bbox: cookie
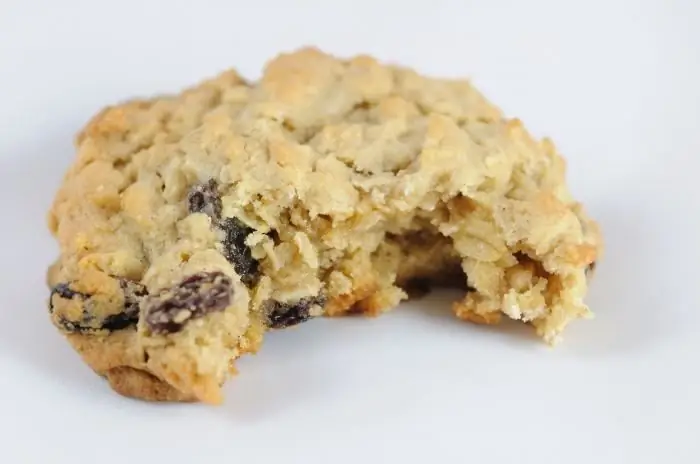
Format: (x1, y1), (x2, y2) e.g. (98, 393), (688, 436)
(46, 47), (602, 404)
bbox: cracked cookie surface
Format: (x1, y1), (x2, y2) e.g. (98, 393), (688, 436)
(47, 47), (602, 403)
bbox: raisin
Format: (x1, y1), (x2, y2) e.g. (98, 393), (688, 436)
(120, 277), (149, 302)
(48, 278), (148, 333)
(187, 180), (262, 286)
(99, 312), (137, 332)
(221, 217), (259, 286)
(49, 283), (89, 307)
(188, 179), (222, 220)
(49, 283), (92, 332)
(101, 279), (149, 331)
(266, 295), (326, 329)
(586, 261), (597, 276)
(144, 271), (234, 334)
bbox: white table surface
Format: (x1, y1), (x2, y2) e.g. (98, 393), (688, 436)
(1, 1), (698, 462)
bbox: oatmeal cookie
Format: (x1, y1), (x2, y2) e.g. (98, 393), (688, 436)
(46, 47), (601, 404)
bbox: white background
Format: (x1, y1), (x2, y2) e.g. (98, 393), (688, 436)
(1, 1), (698, 462)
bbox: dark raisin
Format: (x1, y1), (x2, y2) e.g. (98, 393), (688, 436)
(48, 279), (148, 333)
(186, 180), (262, 286)
(144, 271), (234, 334)
(100, 279), (149, 331)
(49, 283), (89, 312)
(266, 295), (326, 329)
(49, 283), (93, 332)
(221, 217), (259, 286)
(586, 261), (597, 276)
(120, 277), (149, 302)
(99, 312), (138, 332)
(188, 179), (222, 220)
(268, 229), (281, 245)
